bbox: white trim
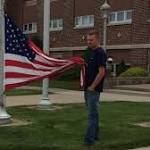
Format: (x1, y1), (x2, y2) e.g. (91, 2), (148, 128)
(74, 25), (94, 29)
(50, 44), (150, 52)
(107, 21), (132, 26)
(107, 44), (150, 49)
(50, 27), (63, 31)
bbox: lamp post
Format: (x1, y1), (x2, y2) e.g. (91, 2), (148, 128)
(100, 0), (111, 52)
(101, 0), (112, 88)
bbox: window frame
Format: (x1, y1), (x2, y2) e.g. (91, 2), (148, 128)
(108, 10), (133, 25)
(74, 15), (94, 29)
(23, 22), (37, 34)
(50, 19), (63, 31)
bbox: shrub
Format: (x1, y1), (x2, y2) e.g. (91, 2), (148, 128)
(57, 66), (81, 81)
(120, 67), (149, 77)
(31, 36), (43, 49)
(116, 60), (130, 76)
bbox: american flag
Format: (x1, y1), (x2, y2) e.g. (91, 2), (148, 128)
(5, 14), (83, 90)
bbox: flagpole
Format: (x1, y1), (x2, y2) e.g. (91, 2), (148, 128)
(39, 0), (51, 107)
(0, 0), (11, 124)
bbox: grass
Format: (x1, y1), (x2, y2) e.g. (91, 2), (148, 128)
(29, 80), (80, 90)
(6, 89), (42, 96)
(5, 80), (80, 96)
(0, 102), (150, 150)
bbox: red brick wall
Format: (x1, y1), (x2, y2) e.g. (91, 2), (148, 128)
(132, 0), (150, 44)
(51, 0), (64, 19)
(130, 49), (148, 68)
(108, 49), (149, 68)
(23, 1), (38, 23)
(107, 25), (132, 45)
(37, 0), (44, 39)
(108, 0), (133, 10)
(49, 0), (104, 48)
(107, 49), (132, 64)
(5, 0), (24, 27)
(75, 0), (95, 16)
(107, 0), (133, 45)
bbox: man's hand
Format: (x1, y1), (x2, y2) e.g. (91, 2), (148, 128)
(89, 66), (105, 91)
(88, 86), (95, 91)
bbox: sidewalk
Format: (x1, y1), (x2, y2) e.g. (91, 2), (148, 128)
(129, 147), (150, 150)
(6, 84), (150, 107)
(114, 84), (150, 92)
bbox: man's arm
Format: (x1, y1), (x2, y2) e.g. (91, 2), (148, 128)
(88, 66), (105, 91)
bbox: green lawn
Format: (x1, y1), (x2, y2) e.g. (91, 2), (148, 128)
(6, 89), (42, 96)
(0, 102), (150, 150)
(5, 80), (80, 96)
(29, 80), (80, 90)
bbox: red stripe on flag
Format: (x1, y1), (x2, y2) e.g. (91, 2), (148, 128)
(5, 60), (52, 71)
(5, 72), (36, 78)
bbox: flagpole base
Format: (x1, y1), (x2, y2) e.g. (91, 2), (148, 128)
(0, 107), (11, 125)
(38, 97), (52, 109)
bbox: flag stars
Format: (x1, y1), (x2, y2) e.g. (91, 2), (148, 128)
(5, 15), (36, 61)
(9, 24), (12, 27)
(16, 44), (20, 48)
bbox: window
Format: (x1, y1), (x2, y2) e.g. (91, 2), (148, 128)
(109, 10), (133, 25)
(25, 0), (37, 6)
(75, 15), (94, 28)
(126, 10), (132, 20)
(109, 12), (115, 22)
(23, 22), (37, 34)
(117, 11), (124, 21)
(50, 19), (63, 31)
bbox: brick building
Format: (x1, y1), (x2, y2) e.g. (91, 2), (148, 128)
(5, 0), (150, 70)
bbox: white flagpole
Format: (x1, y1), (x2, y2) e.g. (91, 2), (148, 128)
(0, 0), (11, 124)
(39, 0), (51, 107)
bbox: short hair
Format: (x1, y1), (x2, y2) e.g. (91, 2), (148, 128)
(87, 30), (100, 39)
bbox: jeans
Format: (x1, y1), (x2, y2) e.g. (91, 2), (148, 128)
(84, 90), (100, 144)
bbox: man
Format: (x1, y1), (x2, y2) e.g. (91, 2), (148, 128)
(83, 30), (107, 146)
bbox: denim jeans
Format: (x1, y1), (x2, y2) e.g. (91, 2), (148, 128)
(84, 90), (100, 144)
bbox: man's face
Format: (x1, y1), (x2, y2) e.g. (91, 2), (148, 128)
(87, 35), (99, 49)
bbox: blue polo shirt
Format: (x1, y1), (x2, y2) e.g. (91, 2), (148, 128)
(84, 47), (107, 92)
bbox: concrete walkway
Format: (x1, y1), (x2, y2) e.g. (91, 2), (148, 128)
(129, 147), (150, 150)
(6, 84), (150, 107)
(115, 84), (150, 92)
